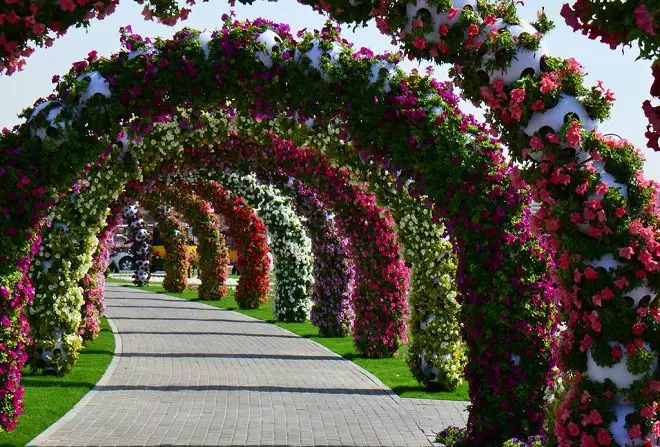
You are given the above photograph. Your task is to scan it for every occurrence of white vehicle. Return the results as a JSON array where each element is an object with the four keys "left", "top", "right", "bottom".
[{"left": 109, "top": 250, "right": 135, "bottom": 272}]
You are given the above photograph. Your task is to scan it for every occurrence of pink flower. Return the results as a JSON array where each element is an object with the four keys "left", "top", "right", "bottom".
[
  {"left": 510, "top": 88, "right": 526, "bottom": 103},
  {"left": 584, "top": 267, "right": 598, "bottom": 280},
  {"left": 530, "top": 136, "right": 544, "bottom": 150},
  {"left": 531, "top": 100, "right": 545, "bottom": 111},
  {"left": 539, "top": 72, "right": 558, "bottom": 94},
  {"left": 492, "top": 79, "right": 505, "bottom": 93},
  {"left": 619, "top": 246, "right": 634, "bottom": 259},
  {"left": 566, "top": 121, "right": 582, "bottom": 146},
  {"left": 635, "top": 4, "right": 656, "bottom": 36},
  {"left": 446, "top": 7, "right": 459, "bottom": 20},
  {"left": 579, "top": 334, "right": 592, "bottom": 352}
]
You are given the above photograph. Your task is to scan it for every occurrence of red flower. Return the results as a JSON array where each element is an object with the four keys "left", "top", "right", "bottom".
[
  {"left": 632, "top": 322, "right": 645, "bottom": 336},
  {"left": 635, "top": 4, "right": 656, "bottom": 36},
  {"left": 626, "top": 343, "right": 637, "bottom": 355},
  {"left": 611, "top": 345, "right": 622, "bottom": 360},
  {"left": 412, "top": 36, "right": 426, "bottom": 50},
  {"left": 58, "top": 0, "right": 76, "bottom": 12},
  {"left": 628, "top": 424, "right": 642, "bottom": 439},
  {"left": 641, "top": 405, "right": 655, "bottom": 419},
  {"left": 596, "top": 429, "right": 611, "bottom": 446}
]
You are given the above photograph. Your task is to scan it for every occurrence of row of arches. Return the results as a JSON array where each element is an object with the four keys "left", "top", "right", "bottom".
[{"left": 1, "top": 2, "right": 657, "bottom": 443}]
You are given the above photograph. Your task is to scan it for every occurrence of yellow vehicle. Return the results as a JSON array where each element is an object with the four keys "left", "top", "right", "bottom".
[{"left": 151, "top": 228, "right": 238, "bottom": 267}]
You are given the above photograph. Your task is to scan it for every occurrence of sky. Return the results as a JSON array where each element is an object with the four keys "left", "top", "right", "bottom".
[{"left": 0, "top": 0, "right": 658, "bottom": 180}]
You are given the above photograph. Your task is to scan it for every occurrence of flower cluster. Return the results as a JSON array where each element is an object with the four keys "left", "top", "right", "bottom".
[
  {"left": 188, "top": 181, "right": 271, "bottom": 309},
  {"left": 288, "top": 179, "right": 355, "bottom": 337},
  {"left": 0, "top": 232, "right": 39, "bottom": 432},
  {"left": 561, "top": 1, "right": 658, "bottom": 60},
  {"left": 78, "top": 205, "right": 122, "bottom": 341}
]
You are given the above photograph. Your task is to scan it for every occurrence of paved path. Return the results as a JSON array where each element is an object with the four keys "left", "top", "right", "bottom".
[{"left": 30, "top": 283, "right": 468, "bottom": 446}]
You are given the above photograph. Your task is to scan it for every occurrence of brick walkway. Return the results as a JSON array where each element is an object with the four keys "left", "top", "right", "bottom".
[{"left": 30, "top": 283, "right": 468, "bottom": 446}]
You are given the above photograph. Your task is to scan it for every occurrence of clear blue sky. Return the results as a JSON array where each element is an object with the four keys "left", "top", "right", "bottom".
[{"left": 1, "top": 0, "right": 658, "bottom": 180}]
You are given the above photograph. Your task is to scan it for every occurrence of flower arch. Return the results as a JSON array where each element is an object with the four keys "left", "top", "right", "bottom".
[
  {"left": 0, "top": 18, "right": 556, "bottom": 441},
  {"left": 143, "top": 203, "right": 189, "bottom": 293},
  {"left": 287, "top": 179, "right": 355, "bottom": 337}
]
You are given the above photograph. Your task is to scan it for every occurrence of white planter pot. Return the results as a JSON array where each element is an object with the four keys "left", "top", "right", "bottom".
[
  {"left": 524, "top": 94, "right": 598, "bottom": 137},
  {"left": 623, "top": 283, "right": 657, "bottom": 308},
  {"left": 584, "top": 253, "right": 620, "bottom": 272},
  {"left": 609, "top": 403, "right": 656, "bottom": 446},
  {"left": 587, "top": 343, "right": 657, "bottom": 389}
]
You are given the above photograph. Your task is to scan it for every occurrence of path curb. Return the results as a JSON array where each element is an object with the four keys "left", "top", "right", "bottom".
[{"left": 27, "top": 317, "right": 123, "bottom": 446}]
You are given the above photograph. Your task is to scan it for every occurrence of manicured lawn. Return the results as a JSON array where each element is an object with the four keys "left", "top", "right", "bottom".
[
  {"left": 0, "top": 318, "right": 115, "bottom": 447},
  {"left": 108, "top": 280, "right": 469, "bottom": 401}
]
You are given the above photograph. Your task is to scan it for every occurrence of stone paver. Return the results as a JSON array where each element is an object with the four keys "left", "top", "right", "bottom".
[{"left": 30, "top": 283, "right": 467, "bottom": 446}]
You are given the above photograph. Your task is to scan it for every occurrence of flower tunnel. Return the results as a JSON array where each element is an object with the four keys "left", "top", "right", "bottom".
[{"left": 1, "top": 17, "right": 559, "bottom": 442}]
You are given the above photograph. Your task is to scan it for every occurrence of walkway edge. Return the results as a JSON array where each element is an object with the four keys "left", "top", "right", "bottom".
[{"left": 26, "top": 317, "right": 123, "bottom": 447}]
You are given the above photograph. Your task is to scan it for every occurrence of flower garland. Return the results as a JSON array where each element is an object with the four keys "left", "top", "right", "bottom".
[
  {"left": 121, "top": 202, "right": 152, "bottom": 286},
  {"left": 561, "top": 1, "right": 658, "bottom": 59},
  {"left": 560, "top": 0, "right": 660, "bottom": 154},
  {"left": 184, "top": 181, "right": 271, "bottom": 309},
  {"left": 27, "top": 146, "right": 127, "bottom": 373},
  {"left": 0, "top": 18, "right": 554, "bottom": 436},
  {"left": 143, "top": 186, "right": 229, "bottom": 300},
  {"left": 287, "top": 179, "right": 355, "bottom": 337},
  {"left": 142, "top": 200, "right": 188, "bottom": 293},
  {"left": 167, "top": 172, "right": 314, "bottom": 321},
  {"left": 0, "top": 0, "right": 206, "bottom": 75},
  {"left": 0, "top": 232, "right": 39, "bottom": 432},
  {"left": 78, "top": 205, "right": 122, "bottom": 341},
  {"left": 258, "top": 113, "right": 463, "bottom": 389}
]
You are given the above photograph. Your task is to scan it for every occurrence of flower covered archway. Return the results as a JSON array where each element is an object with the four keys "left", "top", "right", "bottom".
[{"left": 1, "top": 16, "right": 559, "bottom": 444}]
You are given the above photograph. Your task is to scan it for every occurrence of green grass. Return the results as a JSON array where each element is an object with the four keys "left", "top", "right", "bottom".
[
  {"left": 0, "top": 318, "right": 115, "bottom": 447},
  {"left": 111, "top": 281, "right": 469, "bottom": 401}
]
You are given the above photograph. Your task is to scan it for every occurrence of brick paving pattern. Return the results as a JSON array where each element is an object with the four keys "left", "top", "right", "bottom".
[{"left": 30, "top": 283, "right": 467, "bottom": 446}]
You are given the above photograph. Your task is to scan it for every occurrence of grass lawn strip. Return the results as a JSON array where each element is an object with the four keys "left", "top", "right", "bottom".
[
  {"left": 107, "top": 279, "right": 469, "bottom": 401},
  {"left": 0, "top": 318, "right": 115, "bottom": 447}
]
